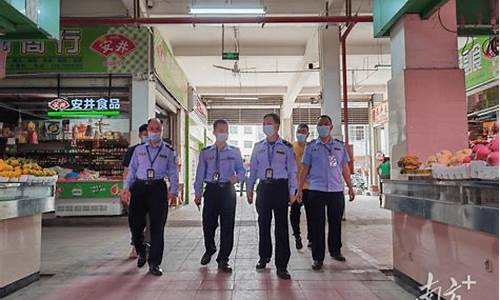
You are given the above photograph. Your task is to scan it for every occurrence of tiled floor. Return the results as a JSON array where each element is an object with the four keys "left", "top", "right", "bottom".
[{"left": 5, "top": 196, "right": 415, "bottom": 300}]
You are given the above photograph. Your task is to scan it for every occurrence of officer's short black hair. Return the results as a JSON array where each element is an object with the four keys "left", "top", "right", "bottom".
[
  {"left": 263, "top": 113, "right": 280, "bottom": 125},
  {"left": 317, "top": 115, "right": 332, "bottom": 124},
  {"left": 148, "top": 118, "right": 164, "bottom": 125},
  {"left": 297, "top": 123, "right": 309, "bottom": 131},
  {"left": 213, "top": 119, "right": 228, "bottom": 130},
  {"left": 138, "top": 124, "right": 148, "bottom": 133}
]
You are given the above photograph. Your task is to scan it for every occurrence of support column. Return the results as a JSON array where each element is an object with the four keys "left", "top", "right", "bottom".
[
  {"left": 131, "top": 78, "right": 156, "bottom": 144},
  {"left": 281, "top": 117, "right": 294, "bottom": 142},
  {"left": 388, "top": 0, "right": 467, "bottom": 178},
  {"left": 319, "top": 26, "right": 342, "bottom": 140}
]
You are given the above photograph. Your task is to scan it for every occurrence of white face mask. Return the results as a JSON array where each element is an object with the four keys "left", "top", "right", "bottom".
[
  {"left": 296, "top": 133, "right": 306, "bottom": 142},
  {"left": 215, "top": 132, "right": 228, "bottom": 143},
  {"left": 263, "top": 125, "right": 275, "bottom": 137},
  {"left": 317, "top": 126, "right": 331, "bottom": 138},
  {"left": 148, "top": 132, "right": 162, "bottom": 142}
]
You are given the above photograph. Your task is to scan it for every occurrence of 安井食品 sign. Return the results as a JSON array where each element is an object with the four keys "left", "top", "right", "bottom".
[{"left": 47, "top": 97, "right": 121, "bottom": 117}]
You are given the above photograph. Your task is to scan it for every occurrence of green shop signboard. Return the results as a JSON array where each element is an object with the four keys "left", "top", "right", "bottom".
[
  {"left": 56, "top": 181, "right": 122, "bottom": 199},
  {"left": 153, "top": 29, "right": 189, "bottom": 109},
  {"left": 4, "top": 26, "right": 149, "bottom": 75},
  {"left": 459, "top": 36, "right": 499, "bottom": 91}
]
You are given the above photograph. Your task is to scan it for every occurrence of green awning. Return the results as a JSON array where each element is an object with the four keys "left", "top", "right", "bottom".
[
  {"left": 0, "top": 0, "right": 60, "bottom": 40},
  {"left": 373, "top": 0, "right": 497, "bottom": 38}
]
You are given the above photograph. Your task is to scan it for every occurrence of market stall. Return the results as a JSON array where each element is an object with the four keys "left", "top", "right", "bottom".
[
  {"left": 461, "top": 36, "right": 499, "bottom": 151},
  {"left": 1, "top": 111, "right": 130, "bottom": 216},
  {"left": 0, "top": 26, "right": 192, "bottom": 217},
  {"left": 374, "top": 0, "right": 499, "bottom": 295},
  {"left": 383, "top": 120, "right": 499, "bottom": 299},
  {"left": 0, "top": 76, "right": 132, "bottom": 217},
  {"left": 0, "top": 171, "right": 56, "bottom": 297}
]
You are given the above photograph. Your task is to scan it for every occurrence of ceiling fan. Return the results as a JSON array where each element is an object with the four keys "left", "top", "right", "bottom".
[{"left": 213, "top": 61, "right": 256, "bottom": 76}]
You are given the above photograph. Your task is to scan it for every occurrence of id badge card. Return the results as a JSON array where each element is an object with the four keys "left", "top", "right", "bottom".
[
  {"left": 265, "top": 168, "right": 273, "bottom": 179},
  {"left": 147, "top": 168, "right": 155, "bottom": 179},
  {"left": 328, "top": 155, "right": 338, "bottom": 167},
  {"left": 212, "top": 172, "right": 220, "bottom": 182}
]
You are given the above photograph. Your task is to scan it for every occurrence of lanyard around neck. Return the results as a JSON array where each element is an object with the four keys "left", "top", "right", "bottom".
[
  {"left": 146, "top": 144, "right": 163, "bottom": 167},
  {"left": 267, "top": 143, "right": 276, "bottom": 167},
  {"left": 321, "top": 142, "right": 333, "bottom": 155},
  {"left": 215, "top": 147, "right": 220, "bottom": 172}
]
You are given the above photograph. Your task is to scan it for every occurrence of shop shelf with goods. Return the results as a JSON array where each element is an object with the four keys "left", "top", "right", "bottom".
[{"left": 1, "top": 118, "right": 131, "bottom": 217}]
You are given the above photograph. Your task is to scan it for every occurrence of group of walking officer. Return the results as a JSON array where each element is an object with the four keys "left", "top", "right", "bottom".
[{"left": 122, "top": 113, "right": 355, "bottom": 279}]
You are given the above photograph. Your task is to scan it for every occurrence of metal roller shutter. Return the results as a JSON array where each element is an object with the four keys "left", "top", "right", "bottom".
[
  {"left": 292, "top": 107, "right": 369, "bottom": 125},
  {"left": 208, "top": 108, "right": 281, "bottom": 125}
]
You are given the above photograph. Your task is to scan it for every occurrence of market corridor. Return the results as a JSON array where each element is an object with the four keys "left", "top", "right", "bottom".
[{"left": 4, "top": 196, "right": 414, "bottom": 300}]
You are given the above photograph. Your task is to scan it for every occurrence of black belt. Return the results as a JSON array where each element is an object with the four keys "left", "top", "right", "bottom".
[
  {"left": 259, "top": 178, "right": 288, "bottom": 184},
  {"left": 205, "top": 181, "right": 233, "bottom": 188},
  {"left": 136, "top": 179, "right": 164, "bottom": 185}
]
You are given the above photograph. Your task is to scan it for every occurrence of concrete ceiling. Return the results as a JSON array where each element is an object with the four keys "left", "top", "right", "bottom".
[
  {"left": 60, "top": 0, "right": 390, "bottom": 116},
  {"left": 159, "top": 22, "right": 391, "bottom": 97},
  {"left": 147, "top": 0, "right": 390, "bottom": 104}
]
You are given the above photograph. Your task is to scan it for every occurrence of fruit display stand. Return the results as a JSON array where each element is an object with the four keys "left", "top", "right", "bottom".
[
  {"left": 382, "top": 178, "right": 499, "bottom": 299},
  {"left": 0, "top": 181, "right": 55, "bottom": 297},
  {"left": 384, "top": 145, "right": 499, "bottom": 299},
  {"left": 55, "top": 180, "right": 123, "bottom": 217}
]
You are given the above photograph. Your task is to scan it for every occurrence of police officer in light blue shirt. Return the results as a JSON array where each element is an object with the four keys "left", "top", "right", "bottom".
[
  {"left": 247, "top": 113, "right": 297, "bottom": 280},
  {"left": 194, "top": 119, "right": 246, "bottom": 273},
  {"left": 297, "top": 115, "right": 355, "bottom": 271},
  {"left": 122, "top": 118, "right": 178, "bottom": 277}
]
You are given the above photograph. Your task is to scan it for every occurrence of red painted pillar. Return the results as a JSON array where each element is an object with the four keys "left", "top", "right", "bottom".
[{"left": 387, "top": 0, "right": 468, "bottom": 177}]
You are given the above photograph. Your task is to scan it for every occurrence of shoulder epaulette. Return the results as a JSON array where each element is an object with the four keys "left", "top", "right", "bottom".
[
  {"left": 229, "top": 145, "right": 240, "bottom": 151},
  {"left": 282, "top": 140, "right": 293, "bottom": 148},
  {"left": 201, "top": 145, "right": 211, "bottom": 151},
  {"left": 163, "top": 141, "right": 175, "bottom": 151},
  {"left": 306, "top": 141, "right": 314, "bottom": 146},
  {"left": 335, "top": 139, "right": 345, "bottom": 144}
]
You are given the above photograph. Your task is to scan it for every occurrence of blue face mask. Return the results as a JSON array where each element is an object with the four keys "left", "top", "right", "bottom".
[
  {"left": 215, "top": 133, "right": 228, "bottom": 143},
  {"left": 148, "top": 133, "right": 161, "bottom": 142},
  {"left": 317, "top": 126, "right": 331, "bottom": 138},
  {"left": 296, "top": 133, "right": 306, "bottom": 142},
  {"left": 263, "top": 125, "right": 275, "bottom": 137}
]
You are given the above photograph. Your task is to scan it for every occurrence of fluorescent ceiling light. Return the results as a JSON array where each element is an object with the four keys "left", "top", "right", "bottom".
[
  {"left": 224, "top": 97, "right": 259, "bottom": 100},
  {"left": 189, "top": 8, "right": 266, "bottom": 15}
]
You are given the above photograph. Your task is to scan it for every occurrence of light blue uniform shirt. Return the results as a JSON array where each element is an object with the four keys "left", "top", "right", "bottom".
[
  {"left": 193, "top": 144, "right": 246, "bottom": 196},
  {"left": 302, "top": 138, "right": 350, "bottom": 193},
  {"left": 124, "top": 141, "right": 178, "bottom": 194},
  {"left": 247, "top": 137, "right": 297, "bottom": 196}
]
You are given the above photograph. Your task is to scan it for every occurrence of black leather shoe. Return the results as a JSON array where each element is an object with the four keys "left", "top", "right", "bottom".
[
  {"left": 312, "top": 260, "right": 323, "bottom": 271},
  {"left": 295, "top": 237, "right": 303, "bottom": 250},
  {"left": 255, "top": 259, "right": 269, "bottom": 270},
  {"left": 307, "top": 240, "right": 312, "bottom": 248},
  {"left": 200, "top": 251, "right": 215, "bottom": 265},
  {"left": 331, "top": 253, "right": 346, "bottom": 262},
  {"left": 277, "top": 270, "right": 291, "bottom": 280},
  {"left": 137, "top": 252, "right": 147, "bottom": 268},
  {"left": 149, "top": 265, "right": 163, "bottom": 276},
  {"left": 218, "top": 262, "right": 233, "bottom": 273}
]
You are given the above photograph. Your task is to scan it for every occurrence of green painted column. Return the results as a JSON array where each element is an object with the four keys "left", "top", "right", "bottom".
[{"left": 184, "top": 115, "right": 190, "bottom": 205}]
